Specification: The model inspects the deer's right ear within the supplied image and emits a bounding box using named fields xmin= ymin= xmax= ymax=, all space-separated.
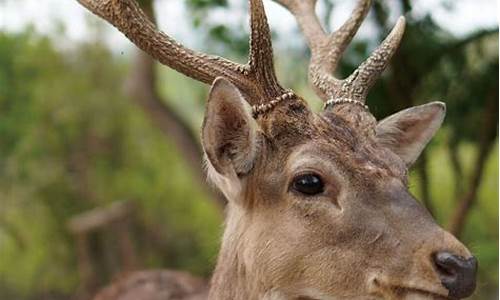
xmin=202 ymin=77 xmax=258 ymax=178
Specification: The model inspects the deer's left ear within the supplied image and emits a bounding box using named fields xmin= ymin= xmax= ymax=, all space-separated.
xmin=375 ymin=102 xmax=446 ymax=167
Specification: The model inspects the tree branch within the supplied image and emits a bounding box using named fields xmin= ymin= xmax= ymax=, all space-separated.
xmin=448 ymin=133 xmax=464 ymax=199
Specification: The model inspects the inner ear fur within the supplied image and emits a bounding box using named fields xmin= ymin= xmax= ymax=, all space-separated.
xmin=201 ymin=77 xmax=258 ymax=177
xmin=375 ymin=102 xmax=446 ymax=167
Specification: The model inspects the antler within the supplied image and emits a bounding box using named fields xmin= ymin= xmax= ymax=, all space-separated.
xmin=273 ymin=0 xmax=405 ymax=104
xmin=76 ymin=0 xmax=285 ymax=105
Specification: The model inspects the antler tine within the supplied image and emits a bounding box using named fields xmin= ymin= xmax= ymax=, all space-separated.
xmin=273 ymin=0 xmax=371 ymax=101
xmin=272 ymin=0 xmax=327 ymax=51
xmin=322 ymin=0 xmax=372 ymax=75
xmin=76 ymin=0 xmax=285 ymax=105
xmin=248 ymin=0 xmax=286 ymax=99
xmin=343 ymin=17 xmax=406 ymax=102
xmin=274 ymin=0 xmax=405 ymax=105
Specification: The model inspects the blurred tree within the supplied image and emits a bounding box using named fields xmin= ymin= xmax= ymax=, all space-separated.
xmin=0 ymin=28 xmax=221 ymax=299
xmin=127 ymin=0 xmax=226 ymax=209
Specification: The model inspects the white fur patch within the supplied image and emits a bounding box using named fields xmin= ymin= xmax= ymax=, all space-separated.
xmin=204 ymin=154 xmax=242 ymax=202
xmin=262 ymin=290 xmax=288 ymax=300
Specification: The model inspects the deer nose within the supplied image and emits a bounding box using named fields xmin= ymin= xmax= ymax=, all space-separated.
xmin=433 ymin=252 xmax=477 ymax=299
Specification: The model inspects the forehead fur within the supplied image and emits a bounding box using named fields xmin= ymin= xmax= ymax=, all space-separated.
xmin=257 ymin=97 xmax=314 ymax=146
xmin=245 ymin=105 xmax=407 ymax=207
xmin=315 ymin=111 xmax=406 ymax=179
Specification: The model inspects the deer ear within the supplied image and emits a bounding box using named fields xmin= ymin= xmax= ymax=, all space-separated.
xmin=375 ymin=102 xmax=446 ymax=167
xmin=202 ymin=77 xmax=258 ymax=177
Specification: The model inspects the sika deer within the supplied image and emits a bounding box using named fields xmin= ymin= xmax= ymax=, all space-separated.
xmin=77 ymin=0 xmax=478 ymax=299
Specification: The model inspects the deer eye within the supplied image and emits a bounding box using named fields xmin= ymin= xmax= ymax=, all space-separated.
xmin=292 ymin=173 xmax=325 ymax=196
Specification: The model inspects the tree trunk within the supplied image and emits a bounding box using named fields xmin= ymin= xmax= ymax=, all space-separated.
xmin=416 ymin=150 xmax=434 ymax=216
xmin=448 ymin=89 xmax=498 ymax=237
xmin=125 ymin=0 xmax=225 ymax=210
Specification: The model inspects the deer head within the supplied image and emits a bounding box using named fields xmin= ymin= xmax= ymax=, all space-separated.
xmin=78 ymin=0 xmax=477 ymax=299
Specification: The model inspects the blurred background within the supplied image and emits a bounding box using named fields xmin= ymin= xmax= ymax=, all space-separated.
xmin=0 ymin=0 xmax=498 ymax=299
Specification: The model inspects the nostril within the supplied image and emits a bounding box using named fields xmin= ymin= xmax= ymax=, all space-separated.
xmin=434 ymin=252 xmax=459 ymax=277
xmin=433 ymin=252 xmax=478 ymax=299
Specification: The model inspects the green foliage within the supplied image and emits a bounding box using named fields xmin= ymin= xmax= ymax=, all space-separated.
xmin=0 ymin=30 xmax=220 ymax=298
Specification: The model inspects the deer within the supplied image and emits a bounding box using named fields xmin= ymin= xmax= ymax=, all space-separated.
xmin=77 ymin=0 xmax=478 ymax=299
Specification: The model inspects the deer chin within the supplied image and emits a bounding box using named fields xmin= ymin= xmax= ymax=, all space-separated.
xmin=369 ymin=277 xmax=452 ymax=300
xmin=294 ymin=287 xmax=449 ymax=300
xmin=395 ymin=287 xmax=452 ymax=300
xmin=293 ymin=288 xmax=383 ymax=300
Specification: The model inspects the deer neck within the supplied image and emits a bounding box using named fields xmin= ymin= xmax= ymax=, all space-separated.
xmin=209 ymin=204 xmax=280 ymax=300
